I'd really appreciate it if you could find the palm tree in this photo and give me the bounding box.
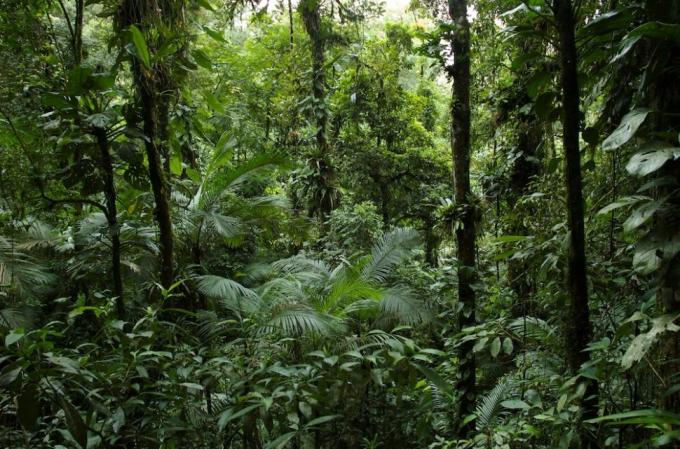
[196,227,428,341]
[175,135,290,268]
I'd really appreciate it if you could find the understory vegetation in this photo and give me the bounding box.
[0,0,679,448]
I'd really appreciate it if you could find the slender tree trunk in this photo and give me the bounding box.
[448,0,476,439]
[300,0,336,220]
[553,0,599,446]
[74,0,83,65]
[138,83,175,289]
[94,128,125,318]
[118,1,175,289]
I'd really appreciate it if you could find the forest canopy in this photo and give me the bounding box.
[0,0,679,448]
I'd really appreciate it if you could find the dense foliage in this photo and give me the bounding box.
[1,0,679,448]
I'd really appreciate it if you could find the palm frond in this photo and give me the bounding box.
[262,305,343,337]
[271,256,332,283]
[361,228,420,283]
[195,275,261,313]
[199,152,288,210]
[377,286,429,326]
[320,273,380,315]
[0,236,55,299]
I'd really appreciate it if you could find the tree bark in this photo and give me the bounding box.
[138,82,175,289]
[74,0,83,65]
[118,0,175,289]
[299,0,337,220]
[448,0,476,439]
[553,0,599,446]
[94,128,125,318]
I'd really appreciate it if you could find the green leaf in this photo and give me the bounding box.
[495,235,528,243]
[628,22,680,43]
[501,399,530,410]
[18,383,40,431]
[633,248,661,275]
[305,414,340,428]
[414,364,453,396]
[626,143,680,176]
[203,26,226,43]
[129,25,151,69]
[597,195,648,216]
[55,392,88,449]
[534,92,555,121]
[527,72,551,99]
[502,337,514,355]
[170,154,182,176]
[218,403,260,430]
[602,108,650,151]
[490,337,501,358]
[622,314,680,369]
[192,49,213,69]
[5,329,24,347]
[264,431,297,449]
[623,200,661,232]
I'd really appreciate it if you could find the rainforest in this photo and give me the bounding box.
[0,0,679,448]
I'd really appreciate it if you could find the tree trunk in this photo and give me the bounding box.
[300,0,337,220]
[139,82,175,289]
[94,128,125,318]
[118,0,175,289]
[448,0,476,439]
[553,0,599,446]
[74,0,83,65]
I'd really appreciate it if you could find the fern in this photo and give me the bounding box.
[475,378,513,430]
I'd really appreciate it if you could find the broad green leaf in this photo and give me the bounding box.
[502,337,514,355]
[218,403,260,430]
[305,414,340,428]
[203,26,226,43]
[527,72,551,99]
[602,108,650,151]
[5,329,24,347]
[628,22,680,43]
[495,235,528,243]
[490,337,501,358]
[501,399,530,410]
[414,364,453,396]
[622,314,680,369]
[633,249,661,275]
[264,432,297,449]
[623,200,662,232]
[56,392,88,449]
[170,154,182,176]
[534,92,555,121]
[597,195,648,216]
[129,25,151,69]
[626,143,680,176]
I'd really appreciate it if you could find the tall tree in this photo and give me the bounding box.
[299,0,338,221]
[447,0,476,438]
[116,1,176,289]
[552,0,599,445]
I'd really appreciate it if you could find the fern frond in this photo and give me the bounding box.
[475,378,513,430]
